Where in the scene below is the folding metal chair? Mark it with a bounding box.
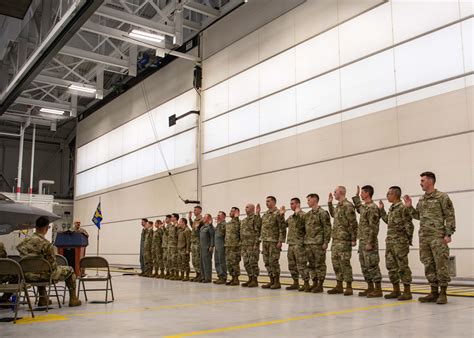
[0,258,35,323]
[7,255,21,263]
[77,256,114,303]
[19,257,62,311]
[55,255,69,305]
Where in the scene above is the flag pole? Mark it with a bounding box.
[96,196,101,276]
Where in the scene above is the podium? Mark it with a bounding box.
[54,232,89,276]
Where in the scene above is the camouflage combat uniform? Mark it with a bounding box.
[260,208,286,278]
[353,196,382,283]
[177,226,191,273]
[284,210,308,281]
[0,241,6,258]
[162,223,169,272]
[406,190,456,287]
[328,199,358,283]
[224,216,241,277]
[16,232,76,288]
[380,201,414,284]
[167,223,179,274]
[152,226,164,274]
[189,215,204,277]
[144,228,154,275]
[240,213,261,278]
[305,207,332,281]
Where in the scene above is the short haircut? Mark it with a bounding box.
[155,220,163,224]
[306,193,319,201]
[205,213,212,220]
[218,211,226,217]
[420,171,436,183]
[389,186,402,198]
[266,196,276,203]
[148,221,153,225]
[231,207,240,212]
[165,215,172,219]
[291,197,301,204]
[194,206,202,210]
[180,218,188,225]
[142,218,148,222]
[172,213,179,220]
[361,185,374,198]
[36,216,50,228]
[337,186,346,194]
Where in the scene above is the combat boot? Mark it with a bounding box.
[343,282,353,296]
[313,279,325,293]
[398,284,412,300]
[214,277,226,285]
[159,269,165,278]
[226,275,235,285]
[193,273,201,282]
[37,287,52,307]
[68,285,82,307]
[287,279,299,290]
[436,286,448,304]
[241,276,252,287]
[327,280,344,294]
[359,281,374,297]
[419,286,439,303]
[183,271,190,281]
[300,280,310,292]
[270,275,281,289]
[261,276,274,289]
[165,270,170,279]
[172,271,179,280]
[384,283,401,299]
[247,276,258,288]
[367,282,383,298]
[230,275,240,286]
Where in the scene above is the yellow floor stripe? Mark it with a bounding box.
[164,300,416,338]
[67,293,304,318]
[15,314,69,325]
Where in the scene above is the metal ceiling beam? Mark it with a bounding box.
[183,19,201,32]
[34,74,88,88]
[15,97,72,111]
[95,6,175,36]
[184,1,220,18]
[0,0,105,115]
[58,46,129,69]
[81,22,158,49]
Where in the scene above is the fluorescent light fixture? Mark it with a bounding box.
[129,29,165,43]
[69,84,97,93]
[40,108,65,115]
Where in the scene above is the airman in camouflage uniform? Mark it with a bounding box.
[189,206,204,282]
[213,211,227,284]
[16,216,81,307]
[224,207,241,286]
[143,221,154,277]
[240,204,261,288]
[152,220,165,278]
[328,186,358,296]
[282,198,308,292]
[177,218,191,281]
[305,194,332,293]
[379,186,414,301]
[167,213,180,280]
[139,218,148,276]
[259,196,286,290]
[162,215,171,279]
[0,241,5,258]
[353,185,383,298]
[404,171,456,304]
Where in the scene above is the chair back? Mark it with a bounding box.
[7,255,21,263]
[0,258,23,279]
[55,254,68,266]
[79,256,109,269]
[19,256,52,274]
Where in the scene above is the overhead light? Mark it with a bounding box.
[69,84,97,94]
[39,108,65,115]
[129,29,165,43]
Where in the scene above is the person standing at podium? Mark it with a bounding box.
[74,221,89,277]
